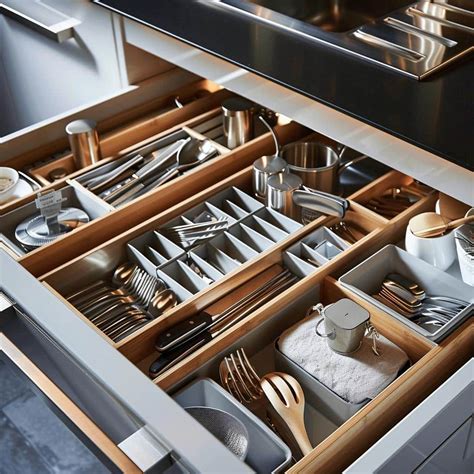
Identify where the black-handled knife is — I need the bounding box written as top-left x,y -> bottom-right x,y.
154,311 -> 214,353
154,269 -> 293,352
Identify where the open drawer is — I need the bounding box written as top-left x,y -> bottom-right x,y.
7,165 -> 471,472
1,80 -> 224,212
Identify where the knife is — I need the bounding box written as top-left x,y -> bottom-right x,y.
154,269 -> 294,353
149,273 -> 297,378
103,140 -> 186,203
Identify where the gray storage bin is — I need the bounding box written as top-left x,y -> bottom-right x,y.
0,183 -> 112,255
339,245 -> 474,342
173,378 -> 292,473
274,340 -> 369,426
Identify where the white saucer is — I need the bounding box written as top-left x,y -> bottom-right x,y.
0,179 -> 33,205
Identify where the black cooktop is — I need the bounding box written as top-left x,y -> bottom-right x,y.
94,0 -> 473,171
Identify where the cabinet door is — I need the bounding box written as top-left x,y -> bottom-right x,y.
0,0 -> 125,136
345,359 -> 474,473
415,417 -> 473,474
0,249 -> 251,473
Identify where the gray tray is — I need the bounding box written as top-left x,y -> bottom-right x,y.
173,377 -> 292,474
274,340 -> 368,426
339,245 -> 474,343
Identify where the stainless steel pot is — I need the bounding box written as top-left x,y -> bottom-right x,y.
266,173 -> 302,220
252,156 -> 288,199
280,142 -> 367,193
313,299 -> 370,355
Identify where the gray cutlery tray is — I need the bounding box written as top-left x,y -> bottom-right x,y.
126,186 -> 303,306
173,377 -> 292,473
274,340 -> 369,426
0,183 -> 112,255
339,245 -> 474,342
284,226 -> 351,271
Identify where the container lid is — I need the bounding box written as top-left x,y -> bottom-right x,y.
254,156 -> 287,174
222,97 -> 254,114
325,298 -> 369,330
267,173 -> 302,192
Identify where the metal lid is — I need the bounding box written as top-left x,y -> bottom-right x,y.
325,298 -> 369,330
221,97 -> 254,115
267,173 -> 302,192
253,156 -> 287,174
65,119 -> 97,135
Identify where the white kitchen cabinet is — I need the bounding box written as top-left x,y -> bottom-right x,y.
345,359 -> 474,474
0,0 -> 126,139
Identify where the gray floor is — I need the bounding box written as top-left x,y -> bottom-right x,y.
0,358 -> 110,474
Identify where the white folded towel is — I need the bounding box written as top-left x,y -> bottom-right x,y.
278,313 -> 409,404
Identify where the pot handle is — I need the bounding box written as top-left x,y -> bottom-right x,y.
315,318 -> 334,338
337,154 -> 369,175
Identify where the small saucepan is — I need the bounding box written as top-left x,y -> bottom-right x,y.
280,142 -> 367,194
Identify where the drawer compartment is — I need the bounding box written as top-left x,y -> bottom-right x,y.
16,106 -> 308,277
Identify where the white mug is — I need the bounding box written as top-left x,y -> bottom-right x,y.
405,226 -> 456,271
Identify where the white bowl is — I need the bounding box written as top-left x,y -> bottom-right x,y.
0,168 -> 33,204
0,167 -> 19,203
405,225 -> 456,271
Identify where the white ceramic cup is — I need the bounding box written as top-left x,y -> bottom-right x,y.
405,225 -> 456,271
0,167 -> 20,204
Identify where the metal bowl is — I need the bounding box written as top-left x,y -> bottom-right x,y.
185,406 -> 249,460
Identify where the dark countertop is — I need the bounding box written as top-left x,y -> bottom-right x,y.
95,0 -> 473,171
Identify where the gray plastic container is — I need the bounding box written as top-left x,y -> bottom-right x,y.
339,245 -> 474,343
173,378 -> 292,473
274,340 -> 368,426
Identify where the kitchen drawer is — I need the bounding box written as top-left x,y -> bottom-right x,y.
0,253 -> 253,473
1,79 -> 223,211
6,92 -> 306,276
3,161 -> 471,472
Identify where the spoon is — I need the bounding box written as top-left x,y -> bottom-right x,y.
154,138 -> 217,187
260,372 -> 313,456
409,212 -> 474,238
148,289 -> 177,318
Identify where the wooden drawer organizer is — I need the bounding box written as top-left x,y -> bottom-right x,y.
37,166 -> 473,471
1,78 -> 221,211
4,92 -> 309,276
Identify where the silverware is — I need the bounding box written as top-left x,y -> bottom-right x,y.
149,270 -> 298,377
376,273 -> 469,326
83,154 -> 145,192
103,140 -> 186,203
219,348 -> 263,405
161,218 -> 229,247
66,263 -> 176,342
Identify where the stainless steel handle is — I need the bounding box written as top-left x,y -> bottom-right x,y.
0,3 -> 80,42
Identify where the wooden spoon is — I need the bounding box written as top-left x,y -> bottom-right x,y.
260,372 -> 313,456
409,212 -> 474,238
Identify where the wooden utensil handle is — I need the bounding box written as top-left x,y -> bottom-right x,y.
447,215 -> 474,230
285,419 -> 313,456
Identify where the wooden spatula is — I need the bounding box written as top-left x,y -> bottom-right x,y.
409,212 -> 474,238
261,372 -> 313,455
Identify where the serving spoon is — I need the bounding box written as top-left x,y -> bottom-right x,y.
409,212 -> 474,238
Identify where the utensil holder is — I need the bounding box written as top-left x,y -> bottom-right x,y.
173,377 -> 292,473
339,245 -> 474,342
